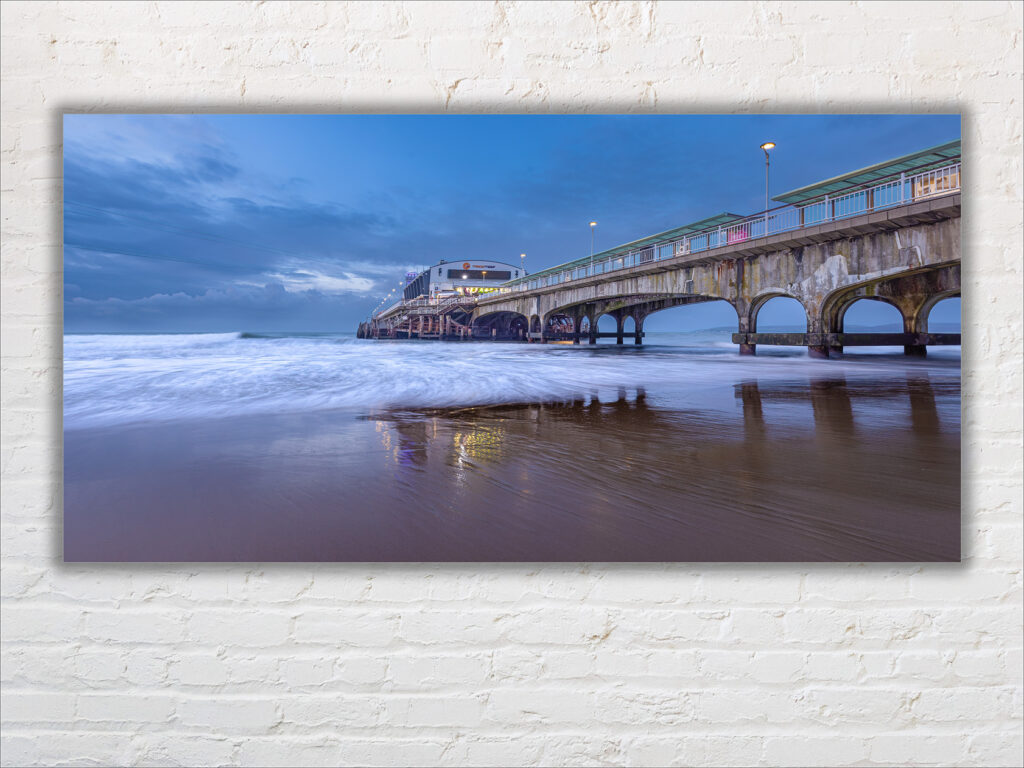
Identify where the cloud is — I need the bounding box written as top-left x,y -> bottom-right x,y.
61,116 -> 723,331
260,269 -> 375,294
63,142 -> 407,312
65,282 -> 371,333
64,114 -> 962,333
64,114 -> 228,171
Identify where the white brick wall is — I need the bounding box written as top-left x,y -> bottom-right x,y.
1,2 -> 1021,765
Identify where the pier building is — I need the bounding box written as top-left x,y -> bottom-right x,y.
403,259 -> 525,302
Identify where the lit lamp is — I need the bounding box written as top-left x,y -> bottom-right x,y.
520,252 -> 526,274
760,142 -> 775,214
589,221 -> 597,274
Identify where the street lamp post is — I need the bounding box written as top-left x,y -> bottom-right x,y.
589,221 -> 597,275
760,142 -> 775,226
520,252 -> 526,275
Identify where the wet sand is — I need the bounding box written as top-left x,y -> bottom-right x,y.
63,371 -> 960,562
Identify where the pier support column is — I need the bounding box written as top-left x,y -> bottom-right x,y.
738,318 -> 756,355
829,317 -> 843,355
633,313 -> 645,345
735,301 -> 756,355
902,313 -> 927,357
615,313 -> 625,345
583,309 -> 597,345
894,294 -> 930,357
807,315 -> 829,358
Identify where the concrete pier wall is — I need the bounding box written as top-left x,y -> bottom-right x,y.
472,196 -> 961,355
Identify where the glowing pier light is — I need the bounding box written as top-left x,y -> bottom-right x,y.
760,142 -> 776,213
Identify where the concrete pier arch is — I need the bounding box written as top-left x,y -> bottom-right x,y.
920,292 -> 962,333
839,297 -> 905,332
470,191 -> 959,357
472,310 -> 529,340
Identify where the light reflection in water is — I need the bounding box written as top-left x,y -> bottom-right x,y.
356,374 -> 959,560
63,366 -> 960,561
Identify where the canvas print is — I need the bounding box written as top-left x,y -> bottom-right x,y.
62,114 -> 962,562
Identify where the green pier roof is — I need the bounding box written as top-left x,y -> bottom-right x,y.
771,138 -> 961,205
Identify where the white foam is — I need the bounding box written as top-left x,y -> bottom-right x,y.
63,332 -> 961,428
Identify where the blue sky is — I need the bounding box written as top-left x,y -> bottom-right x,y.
63,114 -> 960,332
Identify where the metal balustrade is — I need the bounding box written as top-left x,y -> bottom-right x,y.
495,160 -> 961,295
376,292 -> 496,320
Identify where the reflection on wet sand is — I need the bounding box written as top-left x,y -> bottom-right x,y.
63,374 -> 959,562
737,375 -> 946,437
362,375 -> 958,561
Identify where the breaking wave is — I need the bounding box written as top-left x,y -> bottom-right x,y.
63,331 -> 960,428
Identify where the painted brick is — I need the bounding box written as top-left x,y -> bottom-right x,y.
277,656 -> 336,688
487,688 -> 598,724
334,738 -> 447,767
334,655 -> 389,687
763,734 -> 869,766
387,653 -> 489,689
72,649 -> 129,685
176,697 -> 281,730
133,733 -> 236,767
186,609 -> 293,647
292,610 -> 399,646
167,653 -> 231,687
385,695 -> 485,727
76,693 -> 175,724
1,2 -> 1022,767
869,733 -> 967,766
236,738 -> 340,768
0,691 -> 75,723
83,609 -> 187,645
279,695 -> 384,729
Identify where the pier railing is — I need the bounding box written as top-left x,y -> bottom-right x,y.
374,294 -> 479,320
499,160 -> 961,294
378,300 -> 405,316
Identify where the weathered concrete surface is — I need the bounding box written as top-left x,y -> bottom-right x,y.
732,332 -> 962,346
474,196 -> 961,354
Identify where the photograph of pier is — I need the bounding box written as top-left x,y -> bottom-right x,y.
63,114 -> 961,562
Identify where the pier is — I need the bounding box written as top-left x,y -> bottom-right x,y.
358,296 -> 478,341
360,141 -> 961,357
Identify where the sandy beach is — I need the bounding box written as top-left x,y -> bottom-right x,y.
63,337 -> 960,561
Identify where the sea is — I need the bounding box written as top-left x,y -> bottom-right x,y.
62,331 -> 961,562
